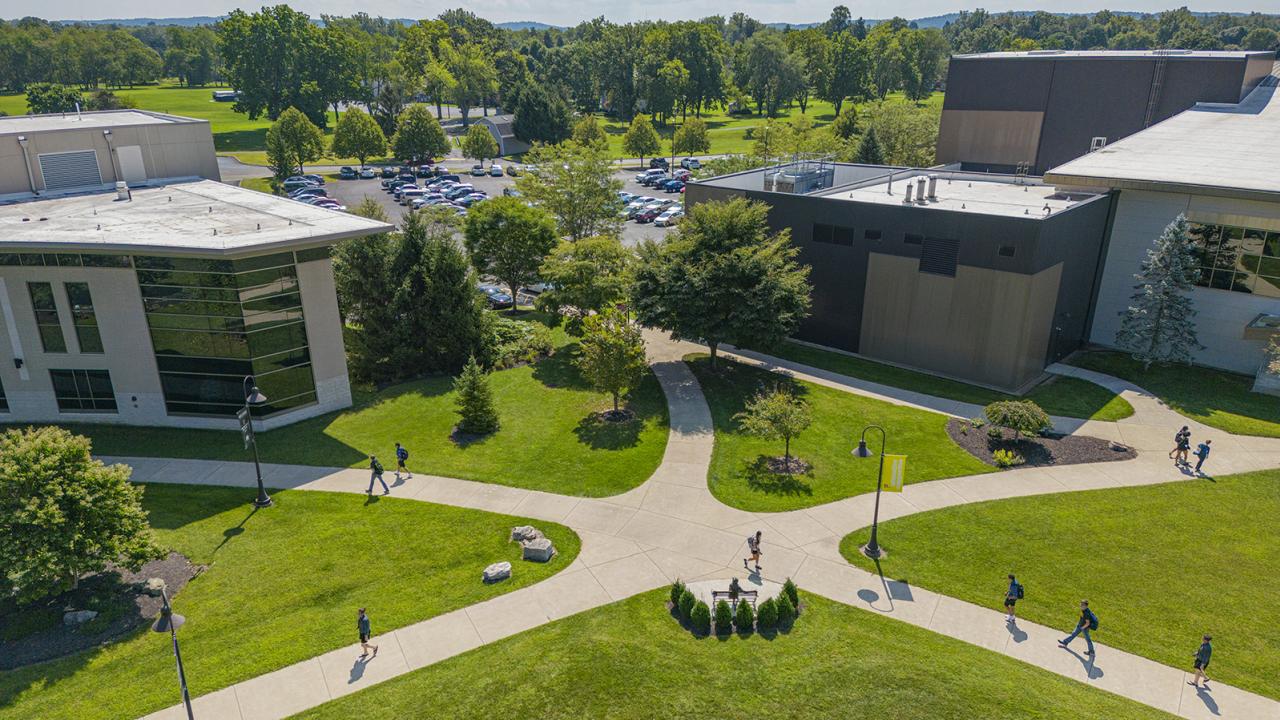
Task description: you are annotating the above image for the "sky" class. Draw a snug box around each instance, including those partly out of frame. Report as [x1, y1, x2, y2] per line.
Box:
[11, 0, 1280, 28]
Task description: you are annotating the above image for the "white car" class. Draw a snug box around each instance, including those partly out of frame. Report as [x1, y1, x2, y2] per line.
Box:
[655, 207, 684, 227]
[359, 167, 377, 179]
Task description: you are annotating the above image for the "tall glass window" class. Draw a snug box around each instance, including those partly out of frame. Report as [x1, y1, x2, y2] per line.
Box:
[64, 282, 104, 353]
[135, 252, 318, 417]
[0, 376, 8, 412]
[27, 282, 67, 353]
[1188, 222, 1280, 298]
[49, 369, 117, 412]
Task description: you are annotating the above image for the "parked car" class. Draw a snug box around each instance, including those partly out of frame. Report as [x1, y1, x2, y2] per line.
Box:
[379, 167, 397, 178]
[436, 174, 461, 184]
[649, 157, 669, 169]
[634, 169, 663, 183]
[359, 167, 377, 179]
[655, 207, 684, 226]
[416, 165, 434, 178]
[398, 165, 414, 175]
[680, 157, 701, 170]
[338, 166, 358, 180]
[393, 184, 418, 200]
[478, 284, 514, 309]
[282, 176, 319, 191]
[488, 164, 503, 177]
[470, 164, 486, 176]
[502, 187, 522, 197]
[400, 188, 426, 205]
[444, 185, 476, 200]
[432, 166, 450, 177]
[663, 180, 685, 193]
[673, 168, 692, 181]
[397, 173, 416, 183]
[303, 174, 326, 185]
[457, 193, 488, 207]
[289, 185, 326, 196]
[641, 172, 670, 187]
[506, 164, 521, 176]
[634, 206, 663, 223]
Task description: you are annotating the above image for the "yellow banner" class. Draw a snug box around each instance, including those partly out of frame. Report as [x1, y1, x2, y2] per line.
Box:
[881, 455, 907, 492]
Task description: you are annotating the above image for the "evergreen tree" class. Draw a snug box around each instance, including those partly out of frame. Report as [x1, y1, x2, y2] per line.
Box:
[622, 114, 661, 167]
[454, 356, 500, 434]
[831, 105, 859, 140]
[391, 104, 451, 162]
[332, 204, 398, 382]
[575, 310, 648, 414]
[853, 127, 885, 165]
[1116, 214, 1203, 369]
[330, 106, 387, 168]
[511, 82, 571, 144]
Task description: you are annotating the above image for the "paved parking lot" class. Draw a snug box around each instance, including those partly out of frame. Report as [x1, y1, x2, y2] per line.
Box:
[323, 167, 682, 246]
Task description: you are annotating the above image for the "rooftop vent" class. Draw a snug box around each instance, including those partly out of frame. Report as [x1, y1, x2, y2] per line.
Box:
[915, 176, 927, 204]
[927, 175, 938, 200]
[902, 183, 914, 204]
[114, 181, 129, 202]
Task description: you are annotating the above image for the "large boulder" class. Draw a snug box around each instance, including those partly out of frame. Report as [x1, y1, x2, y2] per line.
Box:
[63, 610, 98, 626]
[522, 538, 555, 563]
[142, 578, 166, 597]
[511, 525, 544, 543]
[483, 561, 512, 583]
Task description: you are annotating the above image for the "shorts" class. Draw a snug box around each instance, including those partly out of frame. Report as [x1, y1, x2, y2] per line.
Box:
[1194, 660, 1207, 671]
[360, 633, 371, 643]
[397, 459, 407, 468]
[1004, 598, 1017, 608]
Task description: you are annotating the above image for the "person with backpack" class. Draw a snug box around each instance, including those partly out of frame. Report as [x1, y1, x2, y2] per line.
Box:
[743, 530, 763, 572]
[1189, 634, 1213, 688]
[395, 442, 412, 480]
[1169, 426, 1189, 464]
[368, 455, 389, 495]
[1059, 599, 1098, 655]
[1194, 439, 1212, 475]
[1004, 574, 1024, 622]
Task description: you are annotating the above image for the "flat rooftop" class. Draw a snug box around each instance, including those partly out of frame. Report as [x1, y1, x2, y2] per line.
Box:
[954, 49, 1269, 60]
[0, 179, 392, 256]
[819, 172, 1091, 219]
[0, 109, 200, 137]
[1046, 73, 1280, 201]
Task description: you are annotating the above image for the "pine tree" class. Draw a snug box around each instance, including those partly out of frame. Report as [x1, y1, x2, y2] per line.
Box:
[1115, 214, 1203, 369]
[454, 356, 500, 435]
[853, 128, 884, 165]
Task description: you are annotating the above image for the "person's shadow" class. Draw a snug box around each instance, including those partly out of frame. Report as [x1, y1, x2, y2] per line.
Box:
[349, 654, 371, 684]
[391, 473, 408, 489]
[1193, 684, 1220, 716]
[1059, 645, 1104, 679]
[1005, 619, 1028, 643]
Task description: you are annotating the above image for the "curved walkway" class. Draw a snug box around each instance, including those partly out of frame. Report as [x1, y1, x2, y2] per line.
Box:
[132, 334, 1280, 720]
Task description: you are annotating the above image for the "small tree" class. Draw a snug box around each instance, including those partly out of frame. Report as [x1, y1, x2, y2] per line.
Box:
[678, 588, 697, 620]
[331, 106, 387, 168]
[25, 83, 84, 115]
[853, 127, 885, 164]
[454, 356, 499, 435]
[984, 400, 1052, 438]
[671, 117, 710, 157]
[714, 599, 734, 634]
[1115, 214, 1203, 369]
[516, 140, 622, 241]
[831, 105, 859, 140]
[623, 114, 661, 168]
[575, 309, 648, 415]
[463, 196, 558, 304]
[734, 595, 755, 632]
[690, 600, 711, 635]
[734, 384, 812, 469]
[536, 235, 633, 329]
[0, 427, 161, 605]
[775, 589, 796, 624]
[391, 104, 451, 162]
[460, 123, 499, 163]
[756, 597, 779, 629]
[572, 114, 609, 150]
[265, 106, 325, 179]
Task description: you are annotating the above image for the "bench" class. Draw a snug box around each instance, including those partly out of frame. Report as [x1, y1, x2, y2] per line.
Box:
[711, 590, 758, 612]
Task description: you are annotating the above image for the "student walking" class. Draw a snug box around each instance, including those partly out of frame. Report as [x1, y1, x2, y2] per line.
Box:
[1194, 440, 1212, 475]
[1170, 426, 1190, 463]
[368, 455, 389, 495]
[743, 530, 762, 572]
[357, 608, 379, 658]
[1004, 574, 1024, 622]
[1189, 635, 1213, 688]
[395, 442, 412, 480]
[1058, 600, 1099, 655]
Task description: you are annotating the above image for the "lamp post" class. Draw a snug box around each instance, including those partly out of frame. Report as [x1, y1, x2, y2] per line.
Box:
[853, 424, 888, 560]
[243, 375, 272, 508]
[152, 587, 194, 720]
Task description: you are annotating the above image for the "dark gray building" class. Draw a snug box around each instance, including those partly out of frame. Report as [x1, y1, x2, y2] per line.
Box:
[937, 49, 1276, 176]
[686, 163, 1113, 393]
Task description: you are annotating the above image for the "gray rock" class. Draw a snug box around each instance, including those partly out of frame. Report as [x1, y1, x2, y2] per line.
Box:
[511, 525, 544, 543]
[63, 610, 98, 626]
[483, 561, 512, 583]
[142, 578, 166, 596]
[522, 538, 555, 563]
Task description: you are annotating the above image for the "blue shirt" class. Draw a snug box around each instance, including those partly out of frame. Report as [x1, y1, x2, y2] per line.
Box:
[1196, 443, 1210, 459]
[1196, 642, 1212, 664]
[358, 614, 371, 635]
[396, 447, 408, 461]
[1007, 580, 1020, 598]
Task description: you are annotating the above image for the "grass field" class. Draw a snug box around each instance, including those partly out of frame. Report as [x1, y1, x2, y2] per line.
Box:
[37, 316, 669, 497]
[0, 483, 580, 720]
[687, 354, 993, 512]
[289, 587, 1176, 720]
[762, 341, 1135, 421]
[842, 468, 1280, 699]
[1067, 351, 1280, 437]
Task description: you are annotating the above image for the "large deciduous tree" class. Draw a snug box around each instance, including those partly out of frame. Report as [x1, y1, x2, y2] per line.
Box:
[0, 427, 161, 605]
[632, 197, 812, 368]
[463, 196, 559, 304]
[575, 309, 648, 415]
[672, 118, 711, 156]
[1116, 214, 1203, 368]
[391, 104, 450, 162]
[571, 114, 609, 150]
[516, 140, 622, 241]
[218, 6, 330, 125]
[25, 82, 82, 114]
[460, 123, 499, 163]
[623, 114, 661, 167]
[265, 107, 325, 179]
[536, 235, 633, 329]
[330, 106, 387, 168]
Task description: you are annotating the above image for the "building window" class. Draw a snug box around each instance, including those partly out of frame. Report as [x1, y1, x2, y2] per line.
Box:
[65, 282, 104, 353]
[999, 245, 1016, 257]
[1188, 222, 1280, 297]
[904, 233, 924, 245]
[49, 369, 117, 412]
[812, 223, 854, 246]
[28, 282, 67, 353]
[0, 377, 7, 412]
[920, 237, 961, 277]
[864, 229, 882, 241]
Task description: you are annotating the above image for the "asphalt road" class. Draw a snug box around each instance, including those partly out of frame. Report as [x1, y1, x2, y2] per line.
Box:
[322, 166, 683, 246]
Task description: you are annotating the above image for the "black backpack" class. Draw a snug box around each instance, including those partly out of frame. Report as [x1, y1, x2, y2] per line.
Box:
[1016, 583, 1025, 599]
[1088, 610, 1099, 630]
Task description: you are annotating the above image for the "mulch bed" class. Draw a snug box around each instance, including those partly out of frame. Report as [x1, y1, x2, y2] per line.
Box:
[595, 408, 637, 423]
[947, 418, 1137, 468]
[763, 455, 812, 475]
[0, 552, 201, 670]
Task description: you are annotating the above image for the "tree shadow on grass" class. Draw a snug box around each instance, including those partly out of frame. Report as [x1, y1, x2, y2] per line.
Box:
[529, 346, 593, 391]
[213, 128, 268, 153]
[742, 456, 814, 498]
[574, 410, 644, 450]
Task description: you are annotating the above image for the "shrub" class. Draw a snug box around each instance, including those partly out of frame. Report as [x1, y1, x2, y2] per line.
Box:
[776, 590, 796, 625]
[782, 578, 800, 609]
[690, 600, 712, 635]
[984, 399, 1052, 438]
[969, 416, 986, 428]
[987, 426, 1004, 440]
[714, 599, 733, 634]
[993, 449, 1026, 468]
[669, 579, 686, 607]
[735, 598, 755, 632]
[678, 588, 696, 620]
[488, 317, 555, 369]
[755, 597, 778, 630]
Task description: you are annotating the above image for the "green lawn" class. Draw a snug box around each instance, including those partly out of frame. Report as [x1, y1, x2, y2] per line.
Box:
[1068, 350, 1280, 437]
[688, 354, 993, 512]
[289, 587, 1175, 720]
[43, 319, 669, 497]
[762, 341, 1134, 421]
[0, 483, 580, 720]
[842, 469, 1280, 699]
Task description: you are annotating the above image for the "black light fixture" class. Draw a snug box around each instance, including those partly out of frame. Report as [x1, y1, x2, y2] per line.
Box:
[852, 425, 888, 560]
[243, 375, 272, 508]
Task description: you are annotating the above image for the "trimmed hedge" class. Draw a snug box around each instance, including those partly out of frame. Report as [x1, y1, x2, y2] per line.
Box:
[756, 597, 778, 630]
[735, 597, 755, 632]
[678, 588, 696, 620]
[690, 600, 711, 635]
[776, 590, 796, 624]
[714, 599, 733, 635]
[669, 579, 686, 607]
[782, 577, 799, 609]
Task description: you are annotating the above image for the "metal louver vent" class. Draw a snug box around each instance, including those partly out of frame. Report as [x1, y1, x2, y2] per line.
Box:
[39, 150, 102, 191]
[919, 237, 960, 277]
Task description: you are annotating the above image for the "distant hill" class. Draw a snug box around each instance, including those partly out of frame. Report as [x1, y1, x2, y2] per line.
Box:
[52, 16, 224, 26]
[498, 21, 561, 31]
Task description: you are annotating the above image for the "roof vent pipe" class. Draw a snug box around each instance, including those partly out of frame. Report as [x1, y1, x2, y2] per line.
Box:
[915, 176, 927, 203]
[927, 175, 938, 200]
[902, 183, 914, 204]
[115, 181, 129, 202]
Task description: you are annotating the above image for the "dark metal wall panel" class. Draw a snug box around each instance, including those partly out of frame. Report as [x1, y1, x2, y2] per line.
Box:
[1154, 58, 1251, 118]
[942, 57, 1055, 112]
[1035, 58, 1157, 174]
[1033, 194, 1116, 363]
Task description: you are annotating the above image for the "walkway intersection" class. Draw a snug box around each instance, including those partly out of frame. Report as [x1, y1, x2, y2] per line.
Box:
[130, 335, 1280, 720]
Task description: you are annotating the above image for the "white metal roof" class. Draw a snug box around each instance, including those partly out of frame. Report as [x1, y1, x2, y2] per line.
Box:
[0, 110, 201, 136]
[0, 179, 392, 256]
[820, 173, 1088, 219]
[1045, 74, 1280, 201]
[954, 50, 1267, 60]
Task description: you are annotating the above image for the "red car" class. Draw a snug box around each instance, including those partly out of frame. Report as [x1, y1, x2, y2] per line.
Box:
[635, 207, 663, 223]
